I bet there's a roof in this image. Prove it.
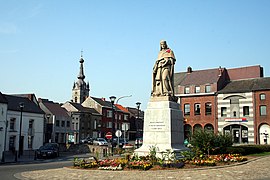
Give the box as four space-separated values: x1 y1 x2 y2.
0 92 8 103
174 72 186 89
69 102 100 115
4 94 44 114
126 107 144 119
90 96 122 111
177 68 222 86
40 99 69 117
218 77 270 94
115 104 130 114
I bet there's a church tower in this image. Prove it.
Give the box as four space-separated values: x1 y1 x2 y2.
72 53 90 104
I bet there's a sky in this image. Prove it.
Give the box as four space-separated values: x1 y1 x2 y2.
1 0 270 110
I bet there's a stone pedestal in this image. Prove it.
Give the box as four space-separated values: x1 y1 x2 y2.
134 97 187 158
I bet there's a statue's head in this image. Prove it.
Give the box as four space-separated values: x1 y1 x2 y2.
160 40 168 50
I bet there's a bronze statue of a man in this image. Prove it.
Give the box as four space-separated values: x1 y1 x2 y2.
152 40 176 97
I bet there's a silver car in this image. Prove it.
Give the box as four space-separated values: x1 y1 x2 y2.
93 138 108 146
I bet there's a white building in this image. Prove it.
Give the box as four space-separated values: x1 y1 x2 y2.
3 94 44 157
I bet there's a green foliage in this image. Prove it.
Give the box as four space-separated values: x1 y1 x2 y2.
190 130 233 155
226 145 270 155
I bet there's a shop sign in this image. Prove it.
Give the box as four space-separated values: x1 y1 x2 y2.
225 118 247 122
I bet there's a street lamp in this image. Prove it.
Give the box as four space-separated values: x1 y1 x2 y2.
109 96 116 155
136 102 141 139
18 102 24 158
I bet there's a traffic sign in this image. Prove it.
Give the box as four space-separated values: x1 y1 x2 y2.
105 132 112 139
115 130 122 137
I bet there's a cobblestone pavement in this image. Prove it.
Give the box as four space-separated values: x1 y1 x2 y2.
17 156 270 180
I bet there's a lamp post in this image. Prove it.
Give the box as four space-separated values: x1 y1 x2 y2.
109 96 116 156
136 102 141 139
18 102 24 158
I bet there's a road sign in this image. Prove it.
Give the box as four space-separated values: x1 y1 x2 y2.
115 130 122 137
105 132 112 139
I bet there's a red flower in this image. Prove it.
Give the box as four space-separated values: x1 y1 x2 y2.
166 49 171 53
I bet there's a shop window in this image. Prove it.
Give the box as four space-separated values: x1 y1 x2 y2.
195 86 200 93
194 103 201 115
260 105 267 116
221 107 227 117
205 103 212 115
243 106 249 116
260 93 266 100
184 104 190 116
184 87 190 94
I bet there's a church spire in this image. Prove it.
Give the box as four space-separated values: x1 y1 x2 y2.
77 50 85 80
72 51 90 104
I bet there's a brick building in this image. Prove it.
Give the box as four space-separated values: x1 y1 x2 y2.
174 65 264 143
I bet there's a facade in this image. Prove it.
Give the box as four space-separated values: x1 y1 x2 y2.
62 101 101 143
72 55 90 104
0 92 8 161
174 65 264 143
39 99 72 144
3 94 44 155
82 97 130 139
126 106 144 140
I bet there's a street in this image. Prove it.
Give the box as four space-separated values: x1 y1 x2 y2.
0 153 90 180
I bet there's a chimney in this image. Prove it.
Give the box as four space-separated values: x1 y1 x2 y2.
101 97 106 101
187 66 192 73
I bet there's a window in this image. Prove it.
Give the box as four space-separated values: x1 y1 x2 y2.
205 103 212 115
260 105 267 116
107 110 112 118
221 107 227 117
61 121 65 127
195 86 200 93
29 119 34 128
56 120 60 127
243 106 249 116
260 93 266 100
107 122 112 128
67 121 70 127
124 114 128 120
10 118 16 130
184 104 190 116
205 85 211 93
184 87 190 94
194 103 201 115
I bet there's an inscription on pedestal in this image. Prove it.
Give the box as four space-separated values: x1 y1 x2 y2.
149 121 165 131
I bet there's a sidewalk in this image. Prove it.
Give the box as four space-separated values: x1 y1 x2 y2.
0 151 82 165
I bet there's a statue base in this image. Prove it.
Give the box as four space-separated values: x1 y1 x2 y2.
134 99 187 159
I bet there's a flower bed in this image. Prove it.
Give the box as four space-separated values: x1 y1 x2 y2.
73 153 248 171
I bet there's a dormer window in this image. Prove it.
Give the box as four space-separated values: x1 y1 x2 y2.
205 85 211 93
184 87 190 94
195 86 200 93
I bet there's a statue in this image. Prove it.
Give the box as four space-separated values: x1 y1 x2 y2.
152 40 176 97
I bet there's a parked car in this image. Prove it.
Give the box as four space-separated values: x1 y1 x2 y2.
112 138 129 148
36 145 58 159
80 137 93 144
44 143 60 157
93 138 108 146
135 138 143 148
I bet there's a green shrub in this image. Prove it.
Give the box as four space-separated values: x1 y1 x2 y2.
190 130 233 155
